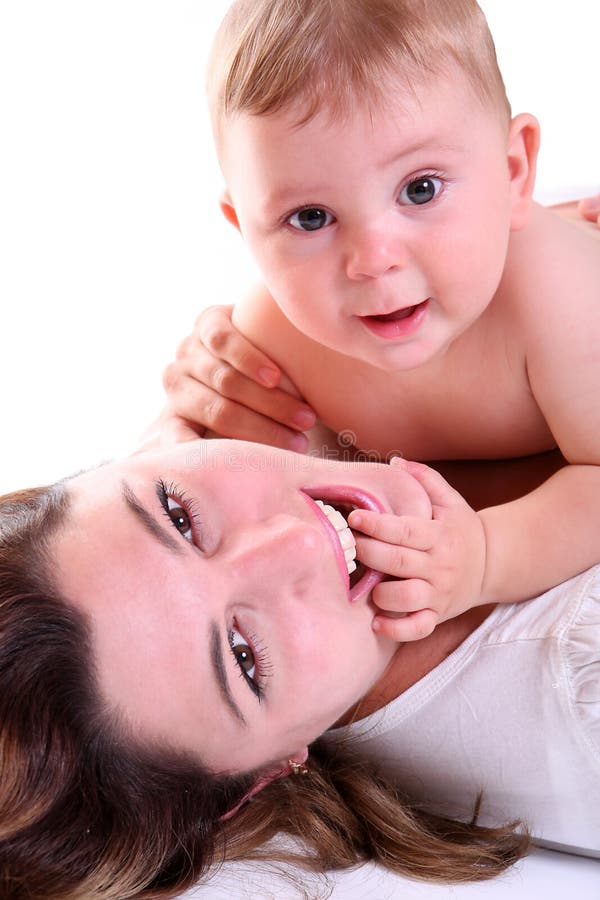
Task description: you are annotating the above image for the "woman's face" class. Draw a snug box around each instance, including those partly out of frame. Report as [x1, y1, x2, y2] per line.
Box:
[53, 440, 431, 773]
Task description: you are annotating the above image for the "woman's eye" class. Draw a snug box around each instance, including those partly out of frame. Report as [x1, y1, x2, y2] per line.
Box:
[166, 495, 192, 542]
[229, 628, 256, 681]
[287, 207, 334, 231]
[399, 176, 443, 206]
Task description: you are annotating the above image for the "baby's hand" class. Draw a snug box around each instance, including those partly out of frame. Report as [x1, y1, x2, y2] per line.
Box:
[160, 304, 316, 451]
[348, 459, 487, 642]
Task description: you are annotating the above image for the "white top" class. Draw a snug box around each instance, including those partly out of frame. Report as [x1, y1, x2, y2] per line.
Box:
[329, 566, 600, 857]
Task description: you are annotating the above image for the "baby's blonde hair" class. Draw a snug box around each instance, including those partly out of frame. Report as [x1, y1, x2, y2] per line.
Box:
[208, 0, 511, 144]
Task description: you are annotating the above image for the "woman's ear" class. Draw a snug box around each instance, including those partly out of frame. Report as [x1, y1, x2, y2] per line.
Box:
[507, 113, 540, 231]
[220, 190, 241, 232]
[219, 749, 309, 822]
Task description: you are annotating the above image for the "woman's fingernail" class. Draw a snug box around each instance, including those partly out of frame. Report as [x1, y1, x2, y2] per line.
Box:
[292, 408, 317, 429]
[258, 367, 279, 387]
[579, 196, 600, 218]
[288, 433, 308, 453]
[372, 618, 381, 632]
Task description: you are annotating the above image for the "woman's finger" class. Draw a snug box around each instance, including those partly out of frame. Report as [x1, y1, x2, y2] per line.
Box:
[578, 194, 600, 224]
[174, 350, 316, 432]
[135, 414, 204, 452]
[194, 304, 282, 388]
[166, 375, 309, 452]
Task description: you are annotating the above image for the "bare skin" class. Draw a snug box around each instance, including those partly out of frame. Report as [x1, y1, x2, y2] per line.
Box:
[155, 199, 597, 510]
[578, 193, 600, 227]
[151, 72, 600, 644]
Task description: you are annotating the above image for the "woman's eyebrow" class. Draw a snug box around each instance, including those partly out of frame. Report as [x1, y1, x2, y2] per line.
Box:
[121, 480, 183, 554]
[210, 624, 248, 727]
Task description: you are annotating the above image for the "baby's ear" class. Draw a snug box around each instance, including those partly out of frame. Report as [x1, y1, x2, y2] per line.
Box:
[507, 113, 540, 231]
[220, 190, 241, 232]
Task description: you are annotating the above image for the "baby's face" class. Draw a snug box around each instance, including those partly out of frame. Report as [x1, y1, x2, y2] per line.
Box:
[220, 70, 519, 373]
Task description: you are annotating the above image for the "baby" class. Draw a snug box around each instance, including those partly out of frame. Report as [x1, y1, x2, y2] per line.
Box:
[153, 0, 600, 642]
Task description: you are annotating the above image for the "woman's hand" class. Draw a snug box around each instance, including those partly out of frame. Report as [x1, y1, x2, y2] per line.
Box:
[578, 194, 600, 227]
[348, 459, 487, 642]
[159, 304, 315, 451]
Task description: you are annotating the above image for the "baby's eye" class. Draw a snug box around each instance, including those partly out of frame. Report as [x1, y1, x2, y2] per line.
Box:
[287, 207, 334, 231]
[229, 628, 256, 682]
[166, 495, 192, 542]
[399, 176, 443, 206]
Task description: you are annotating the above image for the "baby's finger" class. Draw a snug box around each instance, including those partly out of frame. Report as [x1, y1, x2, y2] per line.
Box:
[371, 578, 432, 614]
[402, 460, 464, 511]
[373, 607, 438, 642]
[354, 536, 428, 580]
[194, 304, 282, 388]
[348, 509, 434, 551]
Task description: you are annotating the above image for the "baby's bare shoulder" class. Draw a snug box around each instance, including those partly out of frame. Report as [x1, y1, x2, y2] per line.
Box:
[502, 203, 600, 335]
[503, 204, 600, 459]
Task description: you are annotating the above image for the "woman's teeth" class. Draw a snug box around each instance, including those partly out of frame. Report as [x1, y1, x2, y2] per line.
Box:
[315, 500, 357, 574]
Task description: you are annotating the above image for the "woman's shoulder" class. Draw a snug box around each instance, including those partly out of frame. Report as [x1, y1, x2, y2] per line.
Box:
[329, 566, 600, 857]
[341, 565, 600, 736]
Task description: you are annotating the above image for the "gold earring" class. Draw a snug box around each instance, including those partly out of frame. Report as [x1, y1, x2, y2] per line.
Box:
[287, 759, 309, 776]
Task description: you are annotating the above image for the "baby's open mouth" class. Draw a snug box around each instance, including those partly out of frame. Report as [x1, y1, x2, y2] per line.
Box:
[368, 305, 419, 322]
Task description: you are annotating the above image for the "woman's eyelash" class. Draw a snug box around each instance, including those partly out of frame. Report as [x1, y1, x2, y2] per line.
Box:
[229, 620, 273, 702]
[155, 479, 203, 547]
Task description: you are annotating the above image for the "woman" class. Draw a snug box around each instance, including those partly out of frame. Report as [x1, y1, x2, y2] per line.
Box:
[1, 437, 598, 899]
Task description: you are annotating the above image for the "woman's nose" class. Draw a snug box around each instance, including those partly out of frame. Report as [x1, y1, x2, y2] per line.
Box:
[344, 221, 409, 280]
[226, 515, 327, 583]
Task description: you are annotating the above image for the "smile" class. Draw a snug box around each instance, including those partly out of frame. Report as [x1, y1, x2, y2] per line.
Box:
[301, 487, 386, 603]
[359, 298, 429, 340]
[314, 500, 357, 575]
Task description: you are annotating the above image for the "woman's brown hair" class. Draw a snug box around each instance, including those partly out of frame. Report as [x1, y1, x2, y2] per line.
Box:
[0, 483, 258, 899]
[1, 481, 529, 898]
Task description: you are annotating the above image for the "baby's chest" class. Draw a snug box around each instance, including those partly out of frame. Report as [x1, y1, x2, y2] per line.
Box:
[301, 357, 554, 461]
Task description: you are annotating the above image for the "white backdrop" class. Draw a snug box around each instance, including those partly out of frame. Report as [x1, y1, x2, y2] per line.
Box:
[1, 1, 598, 494]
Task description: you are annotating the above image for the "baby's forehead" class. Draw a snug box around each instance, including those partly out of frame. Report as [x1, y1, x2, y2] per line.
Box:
[223, 61, 495, 137]
[219, 68, 500, 162]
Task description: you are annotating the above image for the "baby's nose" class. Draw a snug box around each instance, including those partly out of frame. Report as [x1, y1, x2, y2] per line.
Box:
[345, 222, 409, 280]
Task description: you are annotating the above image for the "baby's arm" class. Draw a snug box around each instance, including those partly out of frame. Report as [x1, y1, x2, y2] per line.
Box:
[447, 222, 600, 611]
[476, 261, 600, 605]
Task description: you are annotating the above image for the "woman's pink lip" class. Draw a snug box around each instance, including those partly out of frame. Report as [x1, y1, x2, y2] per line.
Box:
[359, 298, 429, 339]
[301, 494, 350, 596]
[300, 487, 386, 603]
